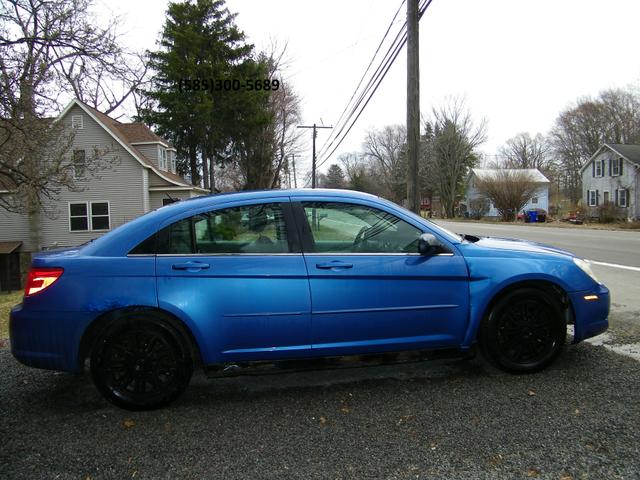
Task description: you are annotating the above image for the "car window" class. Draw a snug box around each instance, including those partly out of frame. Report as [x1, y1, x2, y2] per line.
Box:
[302, 202, 422, 254]
[156, 203, 289, 254]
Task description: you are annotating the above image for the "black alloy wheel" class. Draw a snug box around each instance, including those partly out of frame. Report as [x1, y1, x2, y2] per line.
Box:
[91, 316, 193, 410]
[480, 288, 566, 373]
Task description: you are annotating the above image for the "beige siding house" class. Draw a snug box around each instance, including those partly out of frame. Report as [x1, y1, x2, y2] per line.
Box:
[580, 144, 640, 220]
[0, 99, 207, 290]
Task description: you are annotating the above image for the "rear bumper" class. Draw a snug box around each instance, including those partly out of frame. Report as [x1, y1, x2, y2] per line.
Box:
[570, 283, 610, 343]
[9, 304, 94, 373]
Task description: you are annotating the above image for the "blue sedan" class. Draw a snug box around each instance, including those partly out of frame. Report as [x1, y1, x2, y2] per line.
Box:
[10, 189, 609, 409]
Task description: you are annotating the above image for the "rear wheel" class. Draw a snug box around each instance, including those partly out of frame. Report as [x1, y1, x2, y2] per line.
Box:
[480, 288, 566, 373]
[90, 315, 193, 410]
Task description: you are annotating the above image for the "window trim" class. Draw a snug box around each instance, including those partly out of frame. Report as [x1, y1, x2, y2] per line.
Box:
[68, 201, 111, 232]
[594, 160, 603, 177]
[71, 115, 84, 129]
[587, 190, 597, 207]
[69, 201, 89, 232]
[611, 158, 622, 176]
[73, 149, 86, 179]
[90, 201, 111, 231]
[141, 201, 300, 256]
[293, 200, 450, 256]
[617, 189, 628, 208]
[158, 146, 167, 170]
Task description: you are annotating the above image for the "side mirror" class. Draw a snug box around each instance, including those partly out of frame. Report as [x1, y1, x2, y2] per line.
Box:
[418, 233, 439, 255]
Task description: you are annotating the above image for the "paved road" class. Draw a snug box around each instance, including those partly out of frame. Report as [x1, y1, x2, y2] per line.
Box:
[433, 220, 640, 268]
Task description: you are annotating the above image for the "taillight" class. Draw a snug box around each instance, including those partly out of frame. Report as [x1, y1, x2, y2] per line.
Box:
[24, 267, 64, 297]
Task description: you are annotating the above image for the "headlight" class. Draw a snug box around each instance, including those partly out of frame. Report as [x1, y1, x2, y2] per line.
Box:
[573, 257, 599, 283]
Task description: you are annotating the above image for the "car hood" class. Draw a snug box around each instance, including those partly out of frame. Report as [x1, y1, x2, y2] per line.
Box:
[469, 236, 576, 258]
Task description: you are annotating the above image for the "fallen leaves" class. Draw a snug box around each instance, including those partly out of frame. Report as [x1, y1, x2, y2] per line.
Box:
[123, 419, 135, 429]
[527, 467, 541, 477]
[527, 389, 536, 397]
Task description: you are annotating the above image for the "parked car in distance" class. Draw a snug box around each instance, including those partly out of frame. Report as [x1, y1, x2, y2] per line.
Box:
[10, 189, 609, 410]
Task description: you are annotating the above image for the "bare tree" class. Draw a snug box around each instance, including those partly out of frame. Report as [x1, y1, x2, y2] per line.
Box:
[550, 87, 640, 203]
[338, 152, 379, 194]
[423, 98, 487, 218]
[0, 0, 136, 249]
[498, 133, 552, 170]
[475, 170, 538, 221]
[0, 0, 144, 117]
[362, 125, 406, 202]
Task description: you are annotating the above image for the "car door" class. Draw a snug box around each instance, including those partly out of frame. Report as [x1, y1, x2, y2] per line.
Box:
[155, 199, 311, 363]
[293, 199, 470, 356]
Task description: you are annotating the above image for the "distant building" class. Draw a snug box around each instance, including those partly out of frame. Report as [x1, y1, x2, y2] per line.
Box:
[465, 168, 550, 218]
[0, 98, 207, 290]
[580, 144, 639, 220]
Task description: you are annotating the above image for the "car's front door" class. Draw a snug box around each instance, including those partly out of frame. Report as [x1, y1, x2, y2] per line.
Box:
[155, 199, 311, 363]
[293, 200, 470, 356]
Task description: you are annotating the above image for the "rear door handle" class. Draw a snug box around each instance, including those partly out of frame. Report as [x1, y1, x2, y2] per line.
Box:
[172, 261, 210, 271]
[316, 261, 353, 270]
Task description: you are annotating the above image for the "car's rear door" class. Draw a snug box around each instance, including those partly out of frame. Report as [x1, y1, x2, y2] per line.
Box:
[155, 198, 311, 364]
[292, 198, 470, 356]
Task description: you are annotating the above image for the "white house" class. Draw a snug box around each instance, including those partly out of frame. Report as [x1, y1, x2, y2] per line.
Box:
[580, 144, 639, 220]
[465, 168, 550, 218]
[0, 98, 208, 290]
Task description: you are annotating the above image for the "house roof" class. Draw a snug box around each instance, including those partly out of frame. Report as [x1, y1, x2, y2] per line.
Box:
[470, 168, 550, 183]
[607, 144, 640, 166]
[57, 99, 202, 191]
[580, 143, 640, 173]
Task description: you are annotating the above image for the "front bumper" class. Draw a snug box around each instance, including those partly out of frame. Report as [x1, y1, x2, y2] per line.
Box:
[9, 303, 95, 373]
[570, 283, 610, 343]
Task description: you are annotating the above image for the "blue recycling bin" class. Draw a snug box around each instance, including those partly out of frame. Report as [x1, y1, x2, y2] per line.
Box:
[527, 210, 538, 223]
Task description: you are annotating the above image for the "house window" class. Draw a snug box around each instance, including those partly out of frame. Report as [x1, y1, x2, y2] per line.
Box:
[587, 190, 597, 207]
[69, 203, 88, 231]
[71, 115, 84, 129]
[594, 160, 603, 177]
[69, 201, 110, 232]
[531, 196, 538, 204]
[73, 150, 86, 179]
[611, 158, 622, 176]
[159, 147, 167, 170]
[616, 189, 628, 208]
[91, 202, 110, 230]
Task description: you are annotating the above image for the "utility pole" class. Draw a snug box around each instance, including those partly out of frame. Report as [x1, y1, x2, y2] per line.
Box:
[297, 123, 332, 188]
[291, 154, 298, 188]
[406, 0, 420, 214]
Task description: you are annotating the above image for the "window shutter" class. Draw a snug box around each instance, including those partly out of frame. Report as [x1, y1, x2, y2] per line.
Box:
[596, 189, 599, 206]
[592, 161, 595, 177]
[615, 190, 619, 206]
[619, 158, 623, 175]
[608, 158, 612, 176]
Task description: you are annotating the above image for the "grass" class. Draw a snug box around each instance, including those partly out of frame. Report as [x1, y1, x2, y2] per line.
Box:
[0, 290, 22, 339]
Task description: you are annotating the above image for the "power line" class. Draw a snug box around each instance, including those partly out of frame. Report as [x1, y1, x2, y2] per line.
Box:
[315, 0, 433, 171]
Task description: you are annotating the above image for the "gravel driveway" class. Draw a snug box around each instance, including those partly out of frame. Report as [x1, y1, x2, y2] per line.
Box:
[1, 339, 639, 480]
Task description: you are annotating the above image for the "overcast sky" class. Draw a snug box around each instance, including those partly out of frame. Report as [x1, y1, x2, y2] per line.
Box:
[96, 0, 640, 179]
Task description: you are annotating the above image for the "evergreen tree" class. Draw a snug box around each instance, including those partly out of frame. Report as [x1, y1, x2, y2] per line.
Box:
[140, 0, 265, 187]
[325, 164, 346, 189]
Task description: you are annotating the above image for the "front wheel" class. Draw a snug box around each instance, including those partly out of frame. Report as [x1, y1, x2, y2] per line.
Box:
[90, 315, 193, 410]
[480, 288, 566, 373]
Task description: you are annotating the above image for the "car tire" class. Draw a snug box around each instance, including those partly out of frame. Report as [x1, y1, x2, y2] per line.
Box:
[90, 313, 193, 410]
[479, 288, 566, 373]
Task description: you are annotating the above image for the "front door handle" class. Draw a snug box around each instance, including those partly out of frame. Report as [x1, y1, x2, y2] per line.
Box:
[316, 261, 353, 270]
[172, 261, 210, 271]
